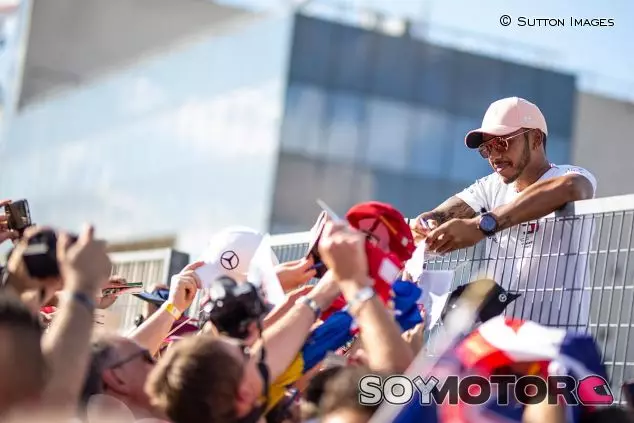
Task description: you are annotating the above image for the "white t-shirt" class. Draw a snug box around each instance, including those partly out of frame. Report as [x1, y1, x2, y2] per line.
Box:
[455, 164, 597, 330]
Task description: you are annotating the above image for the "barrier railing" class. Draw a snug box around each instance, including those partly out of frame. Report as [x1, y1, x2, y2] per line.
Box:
[269, 194, 634, 402]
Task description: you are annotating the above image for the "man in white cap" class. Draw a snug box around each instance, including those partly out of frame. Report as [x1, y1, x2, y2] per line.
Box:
[409, 97, 596, 330]
[195, 226, 316, 306]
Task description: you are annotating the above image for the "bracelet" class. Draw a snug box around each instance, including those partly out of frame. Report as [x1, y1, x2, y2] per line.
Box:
[164, 302, 182, 320]
[347, 287, 376, 317]
[297, 296, 321, 320]
[72, 291, 95, 313]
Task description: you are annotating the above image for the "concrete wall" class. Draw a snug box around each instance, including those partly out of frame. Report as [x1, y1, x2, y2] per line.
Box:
[572, 92, 634, 197]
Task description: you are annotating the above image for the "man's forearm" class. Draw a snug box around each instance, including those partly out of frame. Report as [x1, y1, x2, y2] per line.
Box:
[426, 196, 476, 224]
[492, 175, 594, 231]
[128, 304, 177, 355]
[41, 287, 94, 409]
[340, 284, 414, 373]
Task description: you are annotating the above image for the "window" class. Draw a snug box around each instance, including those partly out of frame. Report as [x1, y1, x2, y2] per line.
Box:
[371, 36, 416, 101]
[407, 107, 451, 178]
[447, 115, 494, 181]
[364, 98, 411, 172]
[453, 53, 504, 118]
[323, 91, 365, 162]
[331, 25, 372, 92]
[546, 134, 571, 165]
[535, 70, 575, 137]
[270, 153, 322, 229]
[289, 16, 334, 86]
[500, 62, 538, 101]
[280, 84, 326, 156]
[415, 44, 457, 110]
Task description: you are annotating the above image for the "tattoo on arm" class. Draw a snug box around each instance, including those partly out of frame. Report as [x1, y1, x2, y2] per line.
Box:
[428, 197, 477, 224]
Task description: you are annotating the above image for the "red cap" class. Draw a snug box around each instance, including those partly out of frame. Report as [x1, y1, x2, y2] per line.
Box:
[346, 201, 415, 263]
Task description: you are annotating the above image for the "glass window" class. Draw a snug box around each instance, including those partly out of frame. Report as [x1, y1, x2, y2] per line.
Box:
[535, 70, 575, 137]
[364, 98, 410, 172]
[447, 115, 494, 181]
[407, 107, 451, 178]
[318, 161, 357, 215]
[453, 53, 504, 119]
[414, 44, 457, 110]
[371, 169, 407, 211]
[270, 153, 322, 230]
[323, 91, 365, 162]
[500, 62, 538, 101]
[331, 25, 372, 92]
[546, 135, 571, 165]
[371, 36, 416, 101]
[289, 16, 334, 86]
[280, 84, 326, 156]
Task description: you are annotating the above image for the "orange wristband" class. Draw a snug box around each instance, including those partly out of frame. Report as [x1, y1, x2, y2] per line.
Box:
[164, 302, 181, 320]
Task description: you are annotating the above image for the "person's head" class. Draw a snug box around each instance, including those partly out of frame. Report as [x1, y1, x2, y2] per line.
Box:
[319, 366, 383, 423]
[0, 291, 46, 414]
[465, 97, 549, 184]
[81, 334, 156, 411]
[147, 334, 268, 423]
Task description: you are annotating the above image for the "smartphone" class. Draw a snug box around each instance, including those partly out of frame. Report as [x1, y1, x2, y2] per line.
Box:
[4, 199, 32, 234]
[102, 282, 145, 297]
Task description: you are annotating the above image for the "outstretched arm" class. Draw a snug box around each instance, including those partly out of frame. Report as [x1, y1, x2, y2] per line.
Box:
[491, 173, 594, 231]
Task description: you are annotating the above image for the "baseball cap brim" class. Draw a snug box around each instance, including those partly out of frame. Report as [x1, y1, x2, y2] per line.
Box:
[133, 290, 169, 307]
[465, 124, 522, 149]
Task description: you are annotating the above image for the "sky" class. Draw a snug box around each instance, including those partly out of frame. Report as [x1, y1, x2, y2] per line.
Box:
[216, 0, 634, 103]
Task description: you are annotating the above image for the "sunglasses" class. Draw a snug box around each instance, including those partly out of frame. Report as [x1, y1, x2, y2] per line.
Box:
[108, 348, 156, 369]
[478, 129, 532, 159]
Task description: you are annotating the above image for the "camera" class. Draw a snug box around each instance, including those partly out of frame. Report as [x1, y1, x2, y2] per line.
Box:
[6, 229, 78, 279]
[199, 276, 268, 339]
[4, 199, 32, 235]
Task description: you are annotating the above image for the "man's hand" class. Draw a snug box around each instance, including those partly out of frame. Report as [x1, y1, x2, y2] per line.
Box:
[6, 226, 65, 311]
[275, 257, 317, 292]
[425, 217, 485, 254]
[317, 222, 369, 285]
[96, 276, 127, 309]
[0, 199, 18, 245]
[409, 213, 439, 245]
[169, 261, 203, 313]
[58, 225, 112, 296]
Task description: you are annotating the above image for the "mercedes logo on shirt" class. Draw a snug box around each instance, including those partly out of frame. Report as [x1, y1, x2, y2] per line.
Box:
[220, 250, 239, 270]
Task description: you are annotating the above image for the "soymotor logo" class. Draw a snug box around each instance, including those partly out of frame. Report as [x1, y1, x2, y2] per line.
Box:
[358, 374, 614, 406]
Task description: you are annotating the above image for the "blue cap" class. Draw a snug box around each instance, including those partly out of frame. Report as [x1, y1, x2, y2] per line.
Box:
[133, 288, 170, 307]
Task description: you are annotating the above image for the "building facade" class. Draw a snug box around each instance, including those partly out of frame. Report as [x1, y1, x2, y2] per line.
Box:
[270, 15, 577, 233]
[0, 9, 583, 255]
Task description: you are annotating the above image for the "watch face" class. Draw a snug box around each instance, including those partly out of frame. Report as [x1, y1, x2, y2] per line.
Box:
[480, 215, 497, 233]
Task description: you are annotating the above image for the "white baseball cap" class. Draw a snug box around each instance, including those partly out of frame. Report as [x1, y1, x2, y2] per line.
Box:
[195, 226, 280, 289]
[465, 97, 548, 149]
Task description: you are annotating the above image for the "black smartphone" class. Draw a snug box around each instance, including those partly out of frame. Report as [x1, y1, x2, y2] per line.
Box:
[4, 199, 32, 234]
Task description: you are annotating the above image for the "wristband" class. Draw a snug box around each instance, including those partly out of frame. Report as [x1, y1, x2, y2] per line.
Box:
[347, 287, 376, 317]
[164, 302, 182, 320]
[72, 291, 95, 313]
[297, 296, 321, 320]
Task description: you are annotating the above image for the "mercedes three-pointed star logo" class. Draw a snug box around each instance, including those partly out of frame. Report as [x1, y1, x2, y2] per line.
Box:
[220, 250, 239, 270]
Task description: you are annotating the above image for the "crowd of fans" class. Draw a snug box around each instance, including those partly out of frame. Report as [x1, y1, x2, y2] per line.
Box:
[0, 197, 632, 423]
[0, 96, 632, 423]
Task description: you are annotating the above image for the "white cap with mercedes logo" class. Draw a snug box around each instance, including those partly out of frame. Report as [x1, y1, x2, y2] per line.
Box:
[195, 226, 284, 305]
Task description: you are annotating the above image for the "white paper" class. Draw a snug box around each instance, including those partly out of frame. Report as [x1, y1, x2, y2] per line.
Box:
[247, 234, 285, 307]
[418, 270, 454, 329]
[404, 242, 427, 282]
